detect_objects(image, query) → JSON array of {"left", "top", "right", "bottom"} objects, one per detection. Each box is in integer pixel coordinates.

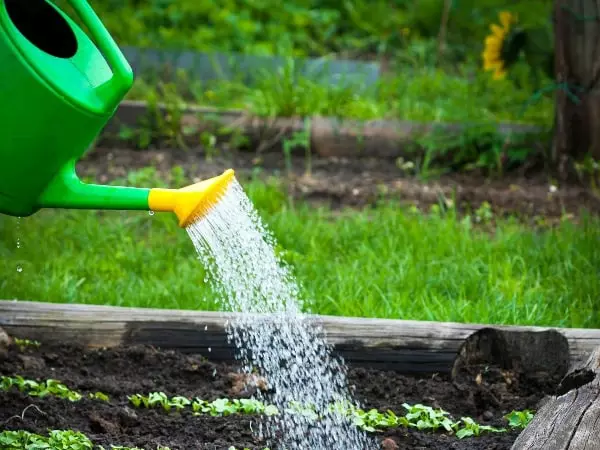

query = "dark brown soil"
[
  {"left": 0, "top": 341, "right": 556, "bottom": 449},
  {"left": 79, "top": 145, "right": 600, "bottom": 222}
]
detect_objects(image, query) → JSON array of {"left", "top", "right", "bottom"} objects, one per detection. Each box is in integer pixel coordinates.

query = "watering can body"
[
  {"left": 0, "top": 0, "right": 235, "bottom": 227},
  {"left": 0, "top": 0, "right": 136, "bottom": 217}
]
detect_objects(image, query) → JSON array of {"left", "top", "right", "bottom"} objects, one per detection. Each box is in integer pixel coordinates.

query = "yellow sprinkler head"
[{"left": 148, "top": 169, "right": 235, "bottom": 228}]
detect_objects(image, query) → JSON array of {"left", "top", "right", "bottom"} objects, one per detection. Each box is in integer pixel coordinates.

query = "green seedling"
[
  {"left": 401, "top": 403, "right": 455, "bottom": 432},
  {"left": 127, "top": 393, "right": 150, "bottom": 408},
  {"left": 350, "top": 408, "right": 398, "bottom": 432},
  {"left": 505, "top": 409, "right": 534, "bottom": 429},
  {"left": 127, "top": 392, "right": 508, "bottom": 438},
  {"left": 0, "top": 429, "right": 93, "bottom": 450},
  {"left": 0, "top": 429, "right": 172, "bottom": 450},
  {"left": 130, "top": 393, "right": 276, "bottom": 417},
  {"left": 128, "top": 392, "right": 191, "bottom": 412},
  {"left": 13, "top": 338, "right": 41, "bottom": 351},
  {"left": 0, "top": 375, "right": 81, "bottom": 401},
  {"left": 454, "top": 417, "right": 505, "bottom": 439},
  {"left": 2, "top": 376, "right": 534, "bottom": 439},
  {"left": 88, "top": 392, "right": 110, "bottom": 402}
]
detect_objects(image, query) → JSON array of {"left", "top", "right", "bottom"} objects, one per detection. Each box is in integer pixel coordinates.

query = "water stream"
[{"left": 186, "top": 179, "right": 375, "bottom": 449}]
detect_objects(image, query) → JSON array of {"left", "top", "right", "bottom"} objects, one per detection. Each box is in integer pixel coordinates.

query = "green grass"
[{"left": 0, "top": 173, "right": 597, "bottom": 329}]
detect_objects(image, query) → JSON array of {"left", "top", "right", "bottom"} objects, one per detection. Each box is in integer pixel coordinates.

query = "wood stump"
[{"left": 511, "top": 345, "right": 600, "bottom": 449}]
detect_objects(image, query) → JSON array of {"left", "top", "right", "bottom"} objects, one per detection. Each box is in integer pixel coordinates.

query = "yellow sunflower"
[{"left": 482, "top": 11, "right": 517, "bottom": 80}]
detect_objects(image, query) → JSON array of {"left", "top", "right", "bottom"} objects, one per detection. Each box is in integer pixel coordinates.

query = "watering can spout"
[
  {"left": 148, "top": 169, "right": 236, "bottom": 227},
  {"left": 37, "top": 162, "right": 235, "bottom": 228}
]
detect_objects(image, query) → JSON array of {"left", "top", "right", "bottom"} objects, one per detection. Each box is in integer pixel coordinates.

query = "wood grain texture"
[
  {"left": 2, "top": 300, "right": 599, "bottom": 374},
  {"left": 512, "top": 346, "right": 600, "bottom": 450},
  {"left": 552, "top": 0, "right": 600, "bottom": 178}
]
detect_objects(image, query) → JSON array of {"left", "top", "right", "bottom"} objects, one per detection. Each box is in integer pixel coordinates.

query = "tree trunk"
[
  {"left": 552, "top": 0, "right": 600, "bottom": 180},
  {"left": 511, "top": 345, "right": 600, "bottom": 449}
]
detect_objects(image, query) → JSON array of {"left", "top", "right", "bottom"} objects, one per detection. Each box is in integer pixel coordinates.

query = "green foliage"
[
  {"left": 127, "top": 392, "right": 509, "bottom": 438},
  {"left": 504, "top": 409, "right": 535, "bottom": 429},
  {"left": 66, "top": 1, "right": 559, "bottom": 163},
  {"left": 69, "top": 0, "right": 553, "bottom": 65},
  {"left": 12, "top": 338, "right": 41, "bottom": 351},
  {"left": 124, "top": 65, "right": 553, "bottom": 125},
  {"left": 0, "top": 430, "right": 93, "bottom": 450},
  {"left": 408, "top": 122, "right": 544, "bottom": 180},
  {"left": 128, "top": 393, "right": 279, "bottom": 416},
  {"left": 60, "top": 0, "right": 559, "bottom": 149},
  {"left": 0, "top": 375, "right": 82, "bottom": 401},
  {"left": 0, "top": 429, "right": 172, "bottom": 450},
  {"left": 574, "top": 156, "right": 600, "bottom": 194},
  {"left": 400, "top": 403, "right": 457, "bottom": 432},
  {"left": 407, "top": 0, "right": 552, "bottom": 62},
  {"left": 455, "top": 416, "right": 504, "bottom": 439},
  {"left": 0, "top": 429, "right": 265, "bottom": 450},
  {"left": 118, "top": 67, "right": 553, "bottom": 176},
  {"left": 89, "top": 391, "right": 111, "bottom": 402},
  {"left": 0, "top": 374, "right": 534, "bottom": 439}
]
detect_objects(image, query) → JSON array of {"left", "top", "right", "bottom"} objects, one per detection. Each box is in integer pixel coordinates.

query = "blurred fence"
[{"left": 121, "top": 45, "right": 381, "bottom": 90}]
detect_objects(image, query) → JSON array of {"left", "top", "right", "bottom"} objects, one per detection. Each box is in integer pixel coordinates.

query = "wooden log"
[
  {"left": 1, "top": 300, "right": 599, "bottom": 375},
  {"left": 452, "top": 327, "right": 571, "bottom": 382},
  {"left": 511, "top": 345, "right": 600, "bottom": 450}
]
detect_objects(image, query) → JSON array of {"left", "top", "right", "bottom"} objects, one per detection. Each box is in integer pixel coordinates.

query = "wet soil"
[
  {"left": 79, "top": 145, "right": 600, "bottom": 222},
  {"left": 0, "top": 341, "right": 558, "bottom": 449}
]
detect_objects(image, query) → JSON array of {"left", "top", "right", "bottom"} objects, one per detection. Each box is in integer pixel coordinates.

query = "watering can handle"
[{"left": 68, "top": 0, "right": 134, "bottom": 107}]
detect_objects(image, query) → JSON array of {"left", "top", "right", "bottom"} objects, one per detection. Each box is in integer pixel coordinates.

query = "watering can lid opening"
[
  {"left": 4, "top": 0, "right": 77, "bottom": 60},
  {"left": 0, "top": 0, "right": 131, "bottom": 115}
]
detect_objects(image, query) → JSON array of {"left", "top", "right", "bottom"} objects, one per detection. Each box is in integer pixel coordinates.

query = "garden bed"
[
  {"left": 78, "top": 100, "right": 600, "bottom": 221},
  {"left": 2, "top": 301, "right": 600, "bottom": 449},
  {"left": 81, "top": 144, "right": 600, "bottom": 222},
  {"left": 0, "top": 333, "right": 547, "bottom": 449}
]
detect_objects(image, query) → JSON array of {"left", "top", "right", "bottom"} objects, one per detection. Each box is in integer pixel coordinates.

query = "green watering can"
[{"left": 0, "top": 0, "right": 234, "bottom": 228}]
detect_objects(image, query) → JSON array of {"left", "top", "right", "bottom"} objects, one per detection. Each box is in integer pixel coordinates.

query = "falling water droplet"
[
  {"left": 149, "top": 210, "right": 155, "bottom": 216},
  {"left": 16, "top": 265, "right": 23, "bottom": 273},
  {"left": 16, "top": 217, "right": 22, "bottom": 250}
]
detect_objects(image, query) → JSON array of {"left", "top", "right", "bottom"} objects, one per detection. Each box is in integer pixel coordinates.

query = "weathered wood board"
[
  {"left": 1, "top": 300, "right": 599, "bottom": 374},
  {"left": 512, "top": 346, "right": 600, "bottom": 450}
]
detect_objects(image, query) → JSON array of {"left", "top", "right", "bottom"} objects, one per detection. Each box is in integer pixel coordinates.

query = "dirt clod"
[
  {"left": 382, "top": 437, "right": 399, "bottom": 449},
  {"left": 0, "top": 327, "right": 11, "bottom": 350},
  {"left": 89, "top": 413, "right": 120, "bottom": 434},
  {"left": 17, "top": 355, "right": 45, "bottom": 371},
  {"left": 228, "top": 372, "right": 269, "bottom": 397}
]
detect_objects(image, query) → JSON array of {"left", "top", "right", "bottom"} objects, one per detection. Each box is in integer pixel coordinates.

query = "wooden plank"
[
  {"left": 1, "top": 300, "right": 599, "bottom": 374},
  {"left": 512, "top": 346, "right": 600, "bottom": 450}
]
